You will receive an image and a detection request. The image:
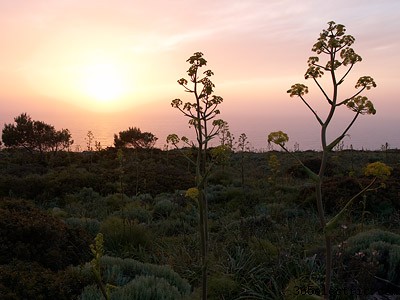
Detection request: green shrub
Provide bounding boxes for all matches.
[104,193,130,212]
[65,217,101,237]
[79,284,102,300]
[114,202,152,224]
[100,216,152,256]
[50,206,68,218]
[153,199,176,219]
[154,218,196,236]
[64,187,109,219]
[102,256,191,294]
[341,229,400,293]
[111,275,183,299]
[208,274,239,300]
[248,237,278,264]
[80,276,185,300]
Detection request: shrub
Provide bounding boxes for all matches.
[104,193,130,212]
[100,216,152,256]
[340,229,400,293]
[111,275,183,300]
[65,217,101,237]
[101,256,191,295]
[248,237,278,264]
[208,274,239,300]
[79,255,192,298]
[154,218,196,236]
[64,187,108,219]
[0,260,90,300]
[114,202,152,224]
[0,198,91,270]
[80,276,185,300]
[153,199,176,219]
[79,284,102,300]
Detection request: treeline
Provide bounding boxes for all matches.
[0,113,160,154]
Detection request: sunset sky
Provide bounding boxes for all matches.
[0,0,399,150]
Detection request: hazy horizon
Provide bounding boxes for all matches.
[1,0,399,151]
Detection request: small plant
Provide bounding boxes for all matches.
[236,133,251,186]
[90,233,113,300]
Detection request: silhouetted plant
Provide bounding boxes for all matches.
[236,133,250,186]
[268,21,377,298]
[169,51,225,299]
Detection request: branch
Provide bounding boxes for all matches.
[325,177,377,234]
[326,111,360,150]
[299,95,324,125]
[312,77,332,105]
[337,63,354,85]
[170,142,197,166]
[336,86,366,106]
[278,143,320,182]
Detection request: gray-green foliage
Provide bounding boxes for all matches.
[343,229,400,282]
[100,216,152,255]
[153,198,176,219]
[80,255,191,299]
[64,188,131,220]
[100,256,191,295]
[80,284,103,300]
[110,275,183,300]
[65,217,100,236]
[81,276,183,300]
[113,202,152,224]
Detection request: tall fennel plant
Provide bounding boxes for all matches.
[168,52,224,299]
[268,21,376,298]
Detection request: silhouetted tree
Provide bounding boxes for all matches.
[2,113,73,154]
[113,127,157,149]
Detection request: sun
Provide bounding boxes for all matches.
[81,63,127,103]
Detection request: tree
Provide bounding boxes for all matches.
[113,127,157,149]
[2,113,73,154]
[168,52,224,300]
[268,21,376,298]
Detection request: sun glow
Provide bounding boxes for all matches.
[81,63,128,103]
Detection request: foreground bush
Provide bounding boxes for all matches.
[81,275,184,300]
[0,261,90,300]
[340,229,400,294]
[79,255,192,299]
[0,198,91,270]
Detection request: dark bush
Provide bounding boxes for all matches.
[339,229,400,294]
[288,157,337,178]
[0,198,91,270]
[0,260,90,300]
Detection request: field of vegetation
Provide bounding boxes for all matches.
[1,21,399,299]
[0,146,399,299]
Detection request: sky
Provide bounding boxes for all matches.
[0,0,399,150]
